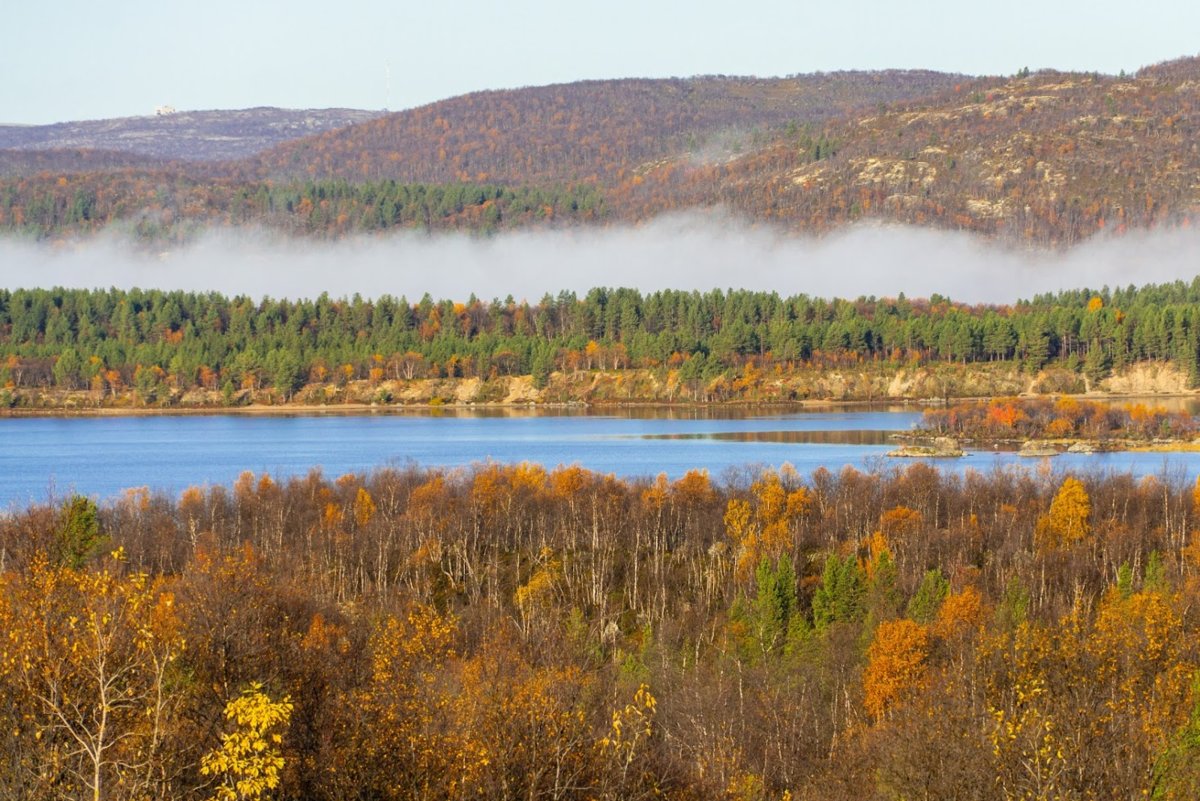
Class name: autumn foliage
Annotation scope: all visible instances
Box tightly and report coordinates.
[5,59,1200,245]
[921,396,1200,441]
[2,460,1200,799]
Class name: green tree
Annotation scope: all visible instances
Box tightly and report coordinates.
[54,348,82,389]
[906,568,949,625]
[56,494,105,569]
[748,554,797,656]
[1152,673,1200,799]
[813,553,866,630]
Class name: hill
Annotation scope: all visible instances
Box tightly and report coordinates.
[0,107,383,164]
[3,60,1200,246]
[622,57,1200,244]
[228,71,966,185]
[0,147,171,178]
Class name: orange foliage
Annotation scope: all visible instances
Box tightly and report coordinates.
[863,619,930,720]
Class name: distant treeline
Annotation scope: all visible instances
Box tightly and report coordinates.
[4,280,1200,400]
[0,176,609,240]
[919,396,1200,440]
[3,461,1200,799]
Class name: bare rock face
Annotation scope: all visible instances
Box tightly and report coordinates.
[1067,442,1096,454]
[1102,363,1190,395]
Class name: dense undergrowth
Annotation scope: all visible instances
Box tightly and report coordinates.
[3,460,1200,799]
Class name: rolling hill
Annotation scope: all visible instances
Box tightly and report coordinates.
[2,59,1200,246]
[0,107,383,165]
[615,57,1200,244]
[227,71,967,185]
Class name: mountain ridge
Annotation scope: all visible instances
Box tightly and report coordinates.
[2,59,1199,246]
[0,107,384,163]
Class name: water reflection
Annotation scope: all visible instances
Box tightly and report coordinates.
[264,401,925,420]
[3,405,1200,505]
[639,429,898,445]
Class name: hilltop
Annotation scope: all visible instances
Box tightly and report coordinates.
[227,71,965,185]
[0,107,383,166]
[630,57,1200,244]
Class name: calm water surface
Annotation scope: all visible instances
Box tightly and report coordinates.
[3,406,1200,506]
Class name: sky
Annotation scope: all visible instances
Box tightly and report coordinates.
[4,0,1200,125]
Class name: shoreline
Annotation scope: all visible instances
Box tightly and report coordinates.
[1,389,1197,419]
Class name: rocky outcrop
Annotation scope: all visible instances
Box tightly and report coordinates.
[1018,441,1059,457]
[888,437,965,458]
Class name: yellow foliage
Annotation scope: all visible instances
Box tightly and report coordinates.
[322,501,342,530]
[727,471,810,582]
[200,683,293,801]
[510,461,547,494]
[353,487,376,527]
[1090,584,1190,738]
[933,586,988,638]
[981,621,1068,798]
[598,683,656,761]
[641,472,670,510]
[549,464,591,498]
[453,635,594,796]
[1035,477,1092,551]
[672,468,715,504]
[2,558,185,801]
[880,505,923,538]
[515,548,562,613]
[862,530,892,582]
[349,604,459,796]
[863,619,929,720]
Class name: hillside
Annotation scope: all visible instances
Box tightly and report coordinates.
[0,107,383,164]
[0,148,170,178]
[227,71,966,185]
[622,57,1200,244]
[3,60,1200,245]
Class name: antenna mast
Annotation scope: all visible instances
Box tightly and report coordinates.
[386,60,391,111]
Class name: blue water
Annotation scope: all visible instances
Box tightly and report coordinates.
[2,408,1198,506]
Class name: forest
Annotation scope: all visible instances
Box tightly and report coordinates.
[4,281,1200,406]
[2,460,1200,799]
[3,59,1200,244]
[0,176,610,240]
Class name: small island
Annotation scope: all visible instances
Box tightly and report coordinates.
[893,396,1200,456]
[886,436,965,458]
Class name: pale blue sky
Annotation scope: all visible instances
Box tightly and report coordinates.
[5,0,1199,124]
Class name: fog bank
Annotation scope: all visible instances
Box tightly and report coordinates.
[2,219,1200,303]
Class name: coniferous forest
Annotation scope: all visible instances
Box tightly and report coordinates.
[3,281,1200,408]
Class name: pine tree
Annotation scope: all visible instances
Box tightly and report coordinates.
[906,568,949,625]
[813,554,866,630]
[56,494,104,569]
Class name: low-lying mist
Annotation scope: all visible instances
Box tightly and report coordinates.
[3,218,1200,303]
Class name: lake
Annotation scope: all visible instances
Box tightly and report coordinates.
[3,405,1200,507]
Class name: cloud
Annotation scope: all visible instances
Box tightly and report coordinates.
[2,218,1199,303]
